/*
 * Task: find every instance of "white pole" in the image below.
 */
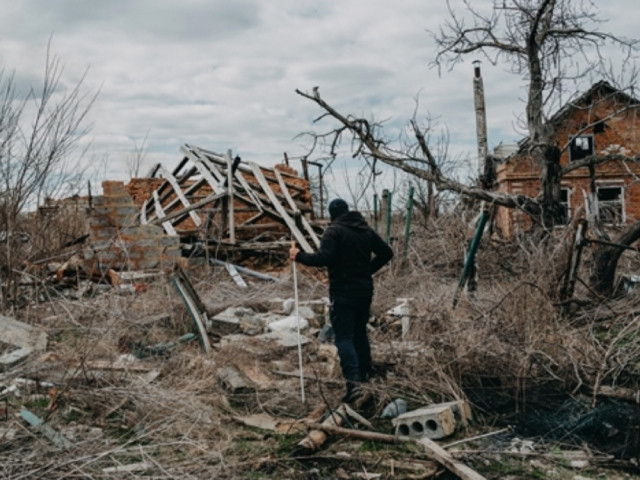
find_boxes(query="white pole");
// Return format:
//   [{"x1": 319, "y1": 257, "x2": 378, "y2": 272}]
[{"x1": 292, "y1": 243, "x2": 306, "y2": 403}]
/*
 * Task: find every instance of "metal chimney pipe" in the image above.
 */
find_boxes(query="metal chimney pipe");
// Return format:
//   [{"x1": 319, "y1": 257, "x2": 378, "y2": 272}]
[{"x1": 473, "y1": 60, "x2": 488, "y2": 184}]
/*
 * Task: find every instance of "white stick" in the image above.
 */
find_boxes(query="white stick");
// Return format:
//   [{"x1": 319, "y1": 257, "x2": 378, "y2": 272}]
[{"x1": 292, "y1": 249, "x2": 306, "y2": 403}]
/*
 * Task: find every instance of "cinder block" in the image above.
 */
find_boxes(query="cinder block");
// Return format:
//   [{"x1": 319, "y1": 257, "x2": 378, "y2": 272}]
[
  {"x1": 439, "y1": 400, "x2": 472, "y2": 427},
  {"x1": 392, "y1": 401, "x2": 470, "y2": 439}
]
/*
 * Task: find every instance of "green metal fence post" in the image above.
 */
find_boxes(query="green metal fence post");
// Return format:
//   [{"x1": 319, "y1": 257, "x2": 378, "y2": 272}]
[
  {"x1": 403, "y1": 187, "x2": 414, "y2": 265},
  {"x1": 385, "y1": 190, "x2": 392, "y2": 244},
  {"x1": 373, "y1": 193, "x2": 379, "y2": 233}
]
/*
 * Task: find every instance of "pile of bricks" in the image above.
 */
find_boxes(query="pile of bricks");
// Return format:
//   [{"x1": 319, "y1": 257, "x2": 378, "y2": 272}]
[{"x1": 84, "y1": 181, "x2": 180, "y2": 274}]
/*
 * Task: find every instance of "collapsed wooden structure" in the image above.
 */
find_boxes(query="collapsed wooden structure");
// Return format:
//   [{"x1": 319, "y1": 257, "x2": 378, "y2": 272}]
[{"x1": 138, "y1": 144, "x2": 321, "y2": 254}]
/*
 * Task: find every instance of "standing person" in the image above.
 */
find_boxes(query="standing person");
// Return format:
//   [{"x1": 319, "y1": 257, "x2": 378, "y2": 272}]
[{"x1": 289, "y1": 198, "x2": 393, "y2": 403}]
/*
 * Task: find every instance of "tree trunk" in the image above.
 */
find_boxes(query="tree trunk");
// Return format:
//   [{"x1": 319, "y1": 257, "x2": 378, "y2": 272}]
[
  {"x1": 539, "y1": 144, "x2": 564, "y2": 229},
  {"x1": 591, "y1": 219, "x2": 640, "y2": 296}
]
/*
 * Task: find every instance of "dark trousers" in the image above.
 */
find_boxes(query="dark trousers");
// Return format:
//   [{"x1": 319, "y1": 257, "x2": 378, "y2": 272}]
[{"x1": 330, "y1": 296, "x2": 372, "y2": 383}]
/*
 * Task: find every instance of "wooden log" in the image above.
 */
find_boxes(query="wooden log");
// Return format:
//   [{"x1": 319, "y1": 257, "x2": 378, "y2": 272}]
[
  {"x1": 307, "y1": 423, "x2": 487, "y2": 480},
  {"x1": 297, "y1": 405, "x2": 347, "y2": 451},
  {"x1": 417, "y1": 437, "x2": 487, "y2": 480}
]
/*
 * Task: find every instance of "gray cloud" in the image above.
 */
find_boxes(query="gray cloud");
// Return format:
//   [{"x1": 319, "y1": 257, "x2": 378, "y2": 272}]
[{"x1": 0, "y1": 0, "x2": 636, "y2": 191}]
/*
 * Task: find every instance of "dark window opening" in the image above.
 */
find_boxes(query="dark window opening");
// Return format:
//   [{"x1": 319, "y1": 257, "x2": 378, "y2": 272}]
[
  {"x1": 569, "y1": 135, "x2": 595, "y2": 162},
  {"x1": 559, "y1": 188, "x2": 570, "y2": 224},
  {"x1": 598, "y1": 186, "x2": 623, "y2": 225},
  {"x1": 593, "y1": 119, "x2": 605, "y2": 133}
]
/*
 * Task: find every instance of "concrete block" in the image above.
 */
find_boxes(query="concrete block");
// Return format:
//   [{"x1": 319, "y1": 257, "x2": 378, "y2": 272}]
[
  {"x1": 393, "y1": 402, "x2": 469, "y2": 439},
  {"x1": 439, "y1": 400, "x2": 472, "y2": 427},
  {"x1": 0, "y1": 347, "x2": 32, "y2": 371}
]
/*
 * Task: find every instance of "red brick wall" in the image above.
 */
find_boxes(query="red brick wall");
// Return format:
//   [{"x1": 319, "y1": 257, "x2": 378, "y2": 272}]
[
  {"x1": 495, "y1": 93, "x2": 640, "y2": 236},
  {"x1": 84, "y1": 181, "x2": 180, "y2": 274}
]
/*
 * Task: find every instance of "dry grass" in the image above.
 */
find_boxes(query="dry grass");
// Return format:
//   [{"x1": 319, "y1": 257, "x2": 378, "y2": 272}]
[{"x1": 1, "y1": 212, "x2": 639, "y2": 478}]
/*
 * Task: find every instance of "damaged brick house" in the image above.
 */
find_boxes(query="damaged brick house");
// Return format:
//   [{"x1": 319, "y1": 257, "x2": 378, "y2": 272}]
[{"x1": 494, "y1": 81, "x2": 640, "y2": 237}]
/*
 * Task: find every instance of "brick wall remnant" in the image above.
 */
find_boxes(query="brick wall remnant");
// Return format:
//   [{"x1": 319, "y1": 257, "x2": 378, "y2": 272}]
[{"x1": 84, "y1": 181, "x2": 180, "y2": 274}]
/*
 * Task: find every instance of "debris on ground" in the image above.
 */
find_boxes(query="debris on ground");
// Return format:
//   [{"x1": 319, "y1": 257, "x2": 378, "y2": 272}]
[{"x1": 0, "y1": 147, "x2": 638, "y2": 479}]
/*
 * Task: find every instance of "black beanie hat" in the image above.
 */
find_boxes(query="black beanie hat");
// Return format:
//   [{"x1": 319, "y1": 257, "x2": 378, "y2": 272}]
[{"x1": 328, "y1": 198, "x2": 349, "y2": 220}]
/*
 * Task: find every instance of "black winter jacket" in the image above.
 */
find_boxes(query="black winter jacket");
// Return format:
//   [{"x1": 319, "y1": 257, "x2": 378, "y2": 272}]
[{"x1": 295, "y1": 211, "x2": 393, "y2": 299}]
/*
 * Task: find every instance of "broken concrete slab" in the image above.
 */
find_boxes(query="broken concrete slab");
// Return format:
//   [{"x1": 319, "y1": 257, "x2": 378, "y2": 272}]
[
  {"x1": 219, "y1": 330, "x2": 311, "y2": 350},
  {"x1": 216, "y1": 366, "x2": 255, "y2": 394},
  {"x1": 0, "y1": 347, "x2": 33, "y2": 371},
  {"x1": 0, "y1": 315, "x2": 47, "y2": 351},
  {"x1": 208, "y1": 307, "x2": 248, "y2": 336},
  {"x1": 257, "y1": 330, "x2": 311, "y2": 348}
]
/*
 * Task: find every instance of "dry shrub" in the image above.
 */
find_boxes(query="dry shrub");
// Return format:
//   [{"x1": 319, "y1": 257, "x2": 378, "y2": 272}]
[{"x1": 370, "y1": 211, "x2": 638, "y2": 417}]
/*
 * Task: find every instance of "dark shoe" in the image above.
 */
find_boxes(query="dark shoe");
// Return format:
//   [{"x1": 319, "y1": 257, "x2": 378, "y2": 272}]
[{"x1": 341, "y1": 381, "x2": 363, "y2": 403}]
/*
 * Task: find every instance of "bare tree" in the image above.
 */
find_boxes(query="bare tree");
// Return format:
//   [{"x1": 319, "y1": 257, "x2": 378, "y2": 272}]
[
  {"x1": 0, "y1": 42, "x2": 96, "y2": 309},
  {"x1": 296, "y1": 1, "x2": 640, "y2": 297},
  {"x1": 126, "y1": 130, "x2": 150, "y2": 178},
  {"x1": 432, "y1": 0, "x2": 639, "y2": 228}
]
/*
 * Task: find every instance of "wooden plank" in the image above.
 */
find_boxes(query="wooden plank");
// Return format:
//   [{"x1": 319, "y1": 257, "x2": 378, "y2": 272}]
[
  {"x1": 140, "y1": 198, "x2": 148, "y2": 224},
  {"x1": 274, "y1": 168, "x2": 320, "y2": 248},
  {"x1": 152, "y1": 191, "x2": 177, "y2": 236},
  {"x1": 147, "y1": 176, "x2": 208, "y2": 224},
  {"x1": 149, "y1": 192, "x2": 226, "y2": 226},
  {"x1": 248, "y1": 162, "x2": 312, "y2": 252},
  {"x1": 235, "y1": 168, "x2": 265, "y2": 210},
  {"x1": 159, "y1": 166, "x2": 202, "y2": 227},
  {"x1": 224, "y1": 262, "x2": 247, "y2": 288},
  {"x1": 418, "y1": 437, "x2": 487, "y2": 480},
  {"x1": 209, "y1": 258, "x2": 279, "y2": 282},
  {"x1": 180, "y1": 145, "x2": 225, "y2": 194}
]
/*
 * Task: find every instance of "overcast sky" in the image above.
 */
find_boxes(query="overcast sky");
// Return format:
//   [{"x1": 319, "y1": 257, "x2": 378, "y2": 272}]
[{"x1": 1, "y1": 1, "x2": 637, "y2": 199}]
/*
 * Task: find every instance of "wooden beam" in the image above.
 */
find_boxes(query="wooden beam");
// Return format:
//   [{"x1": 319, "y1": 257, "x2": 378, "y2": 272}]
[
  {"x1": 152, "y1": 191, "x2": 177, "y2": 236},
  {"x1": 149, "y1": 192, "x2": 226, "y2": 226},
  {"x1": 249, "y1": 162, "x2": 312, "y2": 252},
  {"x1": 274, "y1": 168, "x2": 320, "y2": 248},
  {"x1": 159, "y1": 166, "x2": 202, "y2": 227}
]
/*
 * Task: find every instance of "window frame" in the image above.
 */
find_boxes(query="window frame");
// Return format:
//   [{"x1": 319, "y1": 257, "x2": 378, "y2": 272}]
[
  {"x1": 597, "y1": 185, "x2": 625, "y2": 225},
  {"x1": 569, "y1": 134, "x2": 595, "y2": 162},
  {"x1": 559, "y1": 187, "x2": 572, "y2": 224}
]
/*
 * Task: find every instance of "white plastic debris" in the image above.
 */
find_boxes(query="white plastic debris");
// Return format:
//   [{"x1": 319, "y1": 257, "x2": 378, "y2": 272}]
[
  {"x1": 381, "y1": 398, "x2": 407, "y2": 419},
  {"x1": 267, "y1": 315, "x2": 309, "y2": 332}
]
